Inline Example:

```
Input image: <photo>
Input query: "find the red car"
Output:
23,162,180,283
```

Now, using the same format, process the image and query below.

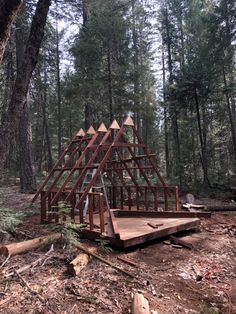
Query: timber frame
32,117,204,248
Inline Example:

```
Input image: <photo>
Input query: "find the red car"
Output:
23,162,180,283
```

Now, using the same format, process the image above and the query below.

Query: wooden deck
79,210,201,248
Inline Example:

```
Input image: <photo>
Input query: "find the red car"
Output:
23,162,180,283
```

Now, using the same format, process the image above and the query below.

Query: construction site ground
0,186,235,314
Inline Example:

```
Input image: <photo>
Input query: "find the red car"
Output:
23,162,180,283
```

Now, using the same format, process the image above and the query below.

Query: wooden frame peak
123,116,134,126
110,119,120,130
76,128,85,137
97,123,108,133
86,126,96,135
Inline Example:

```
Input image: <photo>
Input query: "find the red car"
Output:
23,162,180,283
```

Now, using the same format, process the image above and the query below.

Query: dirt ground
0,186,235,314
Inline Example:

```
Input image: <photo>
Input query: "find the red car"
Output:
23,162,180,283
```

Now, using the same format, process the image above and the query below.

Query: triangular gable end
110,119,120,129
86,126,96,135
97,122,108,133
76,128,85,137
123,116,134,126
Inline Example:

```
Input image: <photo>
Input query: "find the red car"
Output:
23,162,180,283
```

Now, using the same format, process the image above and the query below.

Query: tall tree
0,0,51,176
16,2,36,193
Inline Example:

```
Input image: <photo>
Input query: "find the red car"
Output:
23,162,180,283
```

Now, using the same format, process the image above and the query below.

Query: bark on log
0,233,61,257
68,246,97,276
132,292,150,314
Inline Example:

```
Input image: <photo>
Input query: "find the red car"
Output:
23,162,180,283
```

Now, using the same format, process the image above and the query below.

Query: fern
0,208,26,234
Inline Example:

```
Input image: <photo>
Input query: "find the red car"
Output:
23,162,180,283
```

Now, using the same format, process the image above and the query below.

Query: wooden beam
113,210,211,219
109,210,120,239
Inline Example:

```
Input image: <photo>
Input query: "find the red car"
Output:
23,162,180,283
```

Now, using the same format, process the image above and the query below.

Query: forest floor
0,186,235,314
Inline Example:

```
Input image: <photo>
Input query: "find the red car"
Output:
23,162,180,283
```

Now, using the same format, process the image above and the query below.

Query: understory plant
0,207,25,235
48,201,85,246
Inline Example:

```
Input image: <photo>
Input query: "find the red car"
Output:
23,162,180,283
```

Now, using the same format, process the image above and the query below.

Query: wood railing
40,190,105,233
107,185,180,212
40,185,179,235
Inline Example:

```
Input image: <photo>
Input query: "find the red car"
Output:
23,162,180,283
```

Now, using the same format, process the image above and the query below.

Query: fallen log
132,292,150,314
68,246,97,276
75,243,135,278
0,233,61,257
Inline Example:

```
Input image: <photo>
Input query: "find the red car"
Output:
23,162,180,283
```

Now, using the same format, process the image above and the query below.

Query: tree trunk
107,45,114,123
164,6,182,187
0,0,22,64
162,44,170,178
15,6,36,193
18,100,37,193
194,86,210,187
223,65,236,169
56,2,62,158
0,0,51,177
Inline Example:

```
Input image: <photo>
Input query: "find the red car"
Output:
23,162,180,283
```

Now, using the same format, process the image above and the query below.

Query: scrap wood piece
68,246,97,276
182,204,205,210
147,222,163,229
132,292,150,314
117,256,138,268
0,233,61,257
75,243,135,278
170,236,193,249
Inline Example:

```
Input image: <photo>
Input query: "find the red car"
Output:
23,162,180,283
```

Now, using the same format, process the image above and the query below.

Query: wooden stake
131,292,150,314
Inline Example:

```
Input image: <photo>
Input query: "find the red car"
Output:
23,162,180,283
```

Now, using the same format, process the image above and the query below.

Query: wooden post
88,194,94,231
112,186,116,208
136,187,139,210
145,187,149,210
154,187,158,211
164,187,168,211
79,195,84,224
175,186,180,211
99,193,105,233
48,192,52,222
40,191,47,223
71,193,76,221
128,186,131,210
120,186,124,209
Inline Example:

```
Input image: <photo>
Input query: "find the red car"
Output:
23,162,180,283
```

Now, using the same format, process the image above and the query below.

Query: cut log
0,233,61,257
68,246,97,276
132,292,150,314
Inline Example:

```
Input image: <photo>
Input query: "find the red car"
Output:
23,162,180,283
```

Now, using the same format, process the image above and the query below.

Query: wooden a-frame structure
32,117,205,248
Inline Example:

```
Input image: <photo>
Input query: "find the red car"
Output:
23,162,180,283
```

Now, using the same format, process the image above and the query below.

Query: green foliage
0,208,26,234
47,201,85,246
96,235,113,254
